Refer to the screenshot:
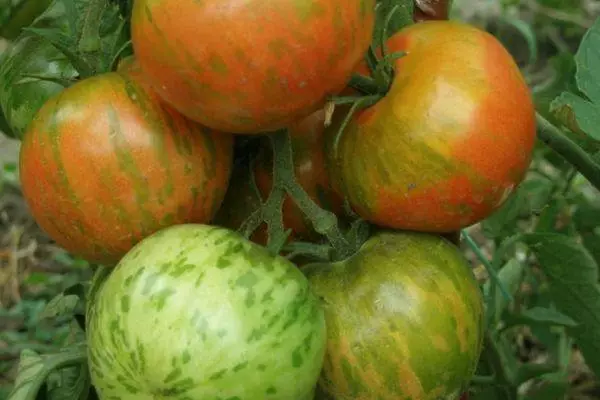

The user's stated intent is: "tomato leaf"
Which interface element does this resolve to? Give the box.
[575,16,600,105]
[522,233,600,376]
[550,16,600,141]
[7,344,87,400]
[47,364,91,400]
[483,259,525,325]
[535,196,569,233]
[40,293,80,321]
[0,0,52,39]
[550,92,600,141]
[23,0,127,78]
[517,307,578,328]
[482,188,526,239]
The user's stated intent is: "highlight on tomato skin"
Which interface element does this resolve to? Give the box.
[129,0,377,134]
[325,20,537,233]
[18,57,234,265]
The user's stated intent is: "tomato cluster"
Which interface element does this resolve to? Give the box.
[2,0,536,399]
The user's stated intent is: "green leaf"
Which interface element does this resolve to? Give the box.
[47,364,91,400]
[8,344,87,400]
[522,233,600,376]
[482,189,526,239]
[535,196,569,233]
[523,372,570,400]
[575,16,600,105]
[40,293,80,321]
[23,0,128,78]
[0,0,52,39]
[550,92,600,140]
[550,17,600,141]
[483,259,525,326]
[518,307,578,328]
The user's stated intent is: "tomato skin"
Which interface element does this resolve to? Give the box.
[19,58,233,265]
[325,21,537,232]
[304,231,484,399]
[130,0,376,134]
[86,224,327,399]
[215,110,343,245]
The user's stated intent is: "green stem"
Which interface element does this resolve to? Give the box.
[270,131,354,260]
[462,230,512,302]
[283,242,332,261]
[536,112,600,191]
[348,73,380,95]
[365,46,379,76]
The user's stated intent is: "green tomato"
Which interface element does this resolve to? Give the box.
[0,34,76,140]
[304,231,484,400]
[86,224,327,400]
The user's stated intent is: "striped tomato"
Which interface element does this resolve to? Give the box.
[130,0,376,134]
[214,109,343,245]
[325,20,537,232]
[19,58,233,265]
[86,224,327,399]
[304,231,484,400]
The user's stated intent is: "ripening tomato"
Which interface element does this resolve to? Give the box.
[130,0,376,134]
[19,57,233,265]
[214,109,343,245]
[304,231,484,399]
[325,21,537,233]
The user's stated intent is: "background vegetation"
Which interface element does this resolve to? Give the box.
[1,0,600,399]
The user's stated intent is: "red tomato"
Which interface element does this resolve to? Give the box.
[130,0,376,134]
[19,57,233,265]
[325,21,537,232]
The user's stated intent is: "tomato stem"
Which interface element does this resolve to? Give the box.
[462,230,512,302]
[348,73,380,95]
[269,131,355,260]
[536,112,600,192]
[283,242,332,262]
[381,4,401,57]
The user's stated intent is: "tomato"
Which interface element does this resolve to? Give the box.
[130,0,376,134]
[304,231,484,399]
[214,109,343,245]
[0,34,76,140]
[325,21,537,232]
[86,224,327,399]
[19,57,233,265]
